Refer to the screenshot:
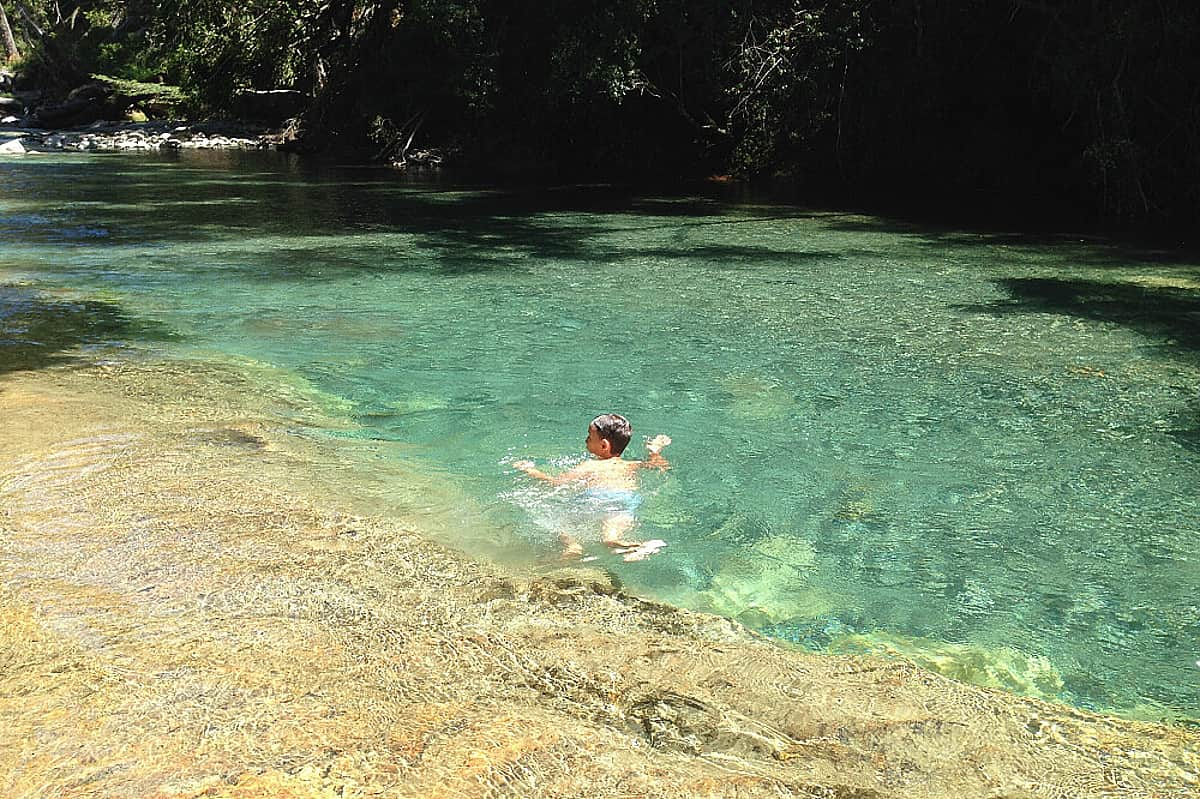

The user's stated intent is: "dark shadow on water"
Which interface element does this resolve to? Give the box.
[1171,396,1200,454]
[958,277,1200,353]
[0,286,178,378]
[370,196,825,277]
[198,224,838,283]
[9,153,1200,285]
[3,154,830,279]
[821,216,1200,271]
[622,245,844,264]
[960,277,1200,452]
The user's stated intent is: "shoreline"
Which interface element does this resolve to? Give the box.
[0,119,276,153]
[1,350,1197,797]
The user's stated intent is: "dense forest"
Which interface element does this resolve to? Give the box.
[3,1,1198,228]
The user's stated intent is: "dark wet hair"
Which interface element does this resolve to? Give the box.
[591,413,632,455]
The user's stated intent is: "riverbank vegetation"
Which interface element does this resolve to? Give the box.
[3,1,1198,227]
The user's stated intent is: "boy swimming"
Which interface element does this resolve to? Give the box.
[514,413,671,561]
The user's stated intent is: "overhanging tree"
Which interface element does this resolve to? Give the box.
[0,1,19,63]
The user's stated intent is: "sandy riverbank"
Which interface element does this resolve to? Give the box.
[1,353,1197,798]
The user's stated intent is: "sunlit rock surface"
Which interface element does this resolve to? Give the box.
[0,358,1197,798]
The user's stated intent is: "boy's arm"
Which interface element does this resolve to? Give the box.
[514,460,559,483]
[642,434,672,470]
[514,460,583,485]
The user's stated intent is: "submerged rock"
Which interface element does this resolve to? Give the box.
[698,534,834,626]
[719,372,797,420]
[830,630,1067,701]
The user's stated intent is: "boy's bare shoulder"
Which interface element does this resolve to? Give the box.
[572,459,603,475]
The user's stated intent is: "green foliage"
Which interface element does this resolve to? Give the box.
[155,0,314,106]
[89,73,182,101]
[8,0,1200,224]
[721,2,867,176]
[13,0,312,107]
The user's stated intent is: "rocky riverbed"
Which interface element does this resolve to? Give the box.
[0,120,273,154]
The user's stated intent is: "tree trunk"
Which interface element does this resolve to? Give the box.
[0,1,18,64]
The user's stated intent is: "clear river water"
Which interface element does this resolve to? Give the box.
[2,150,1198,719]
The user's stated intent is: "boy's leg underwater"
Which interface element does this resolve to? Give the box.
[600,514,640,549]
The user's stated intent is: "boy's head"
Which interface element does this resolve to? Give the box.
[587,413,632,458]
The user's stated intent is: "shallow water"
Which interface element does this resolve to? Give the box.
[2,151,1198,717]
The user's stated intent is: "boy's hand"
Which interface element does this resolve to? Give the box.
[514,460,562,484]
[646,434,672,454]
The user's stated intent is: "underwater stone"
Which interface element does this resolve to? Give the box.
[829,631,1066,701]
[698,536,832,626]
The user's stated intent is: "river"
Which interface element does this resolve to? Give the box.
[3,149,1198,719]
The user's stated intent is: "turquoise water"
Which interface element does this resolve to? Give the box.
[3,151,1199,717]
